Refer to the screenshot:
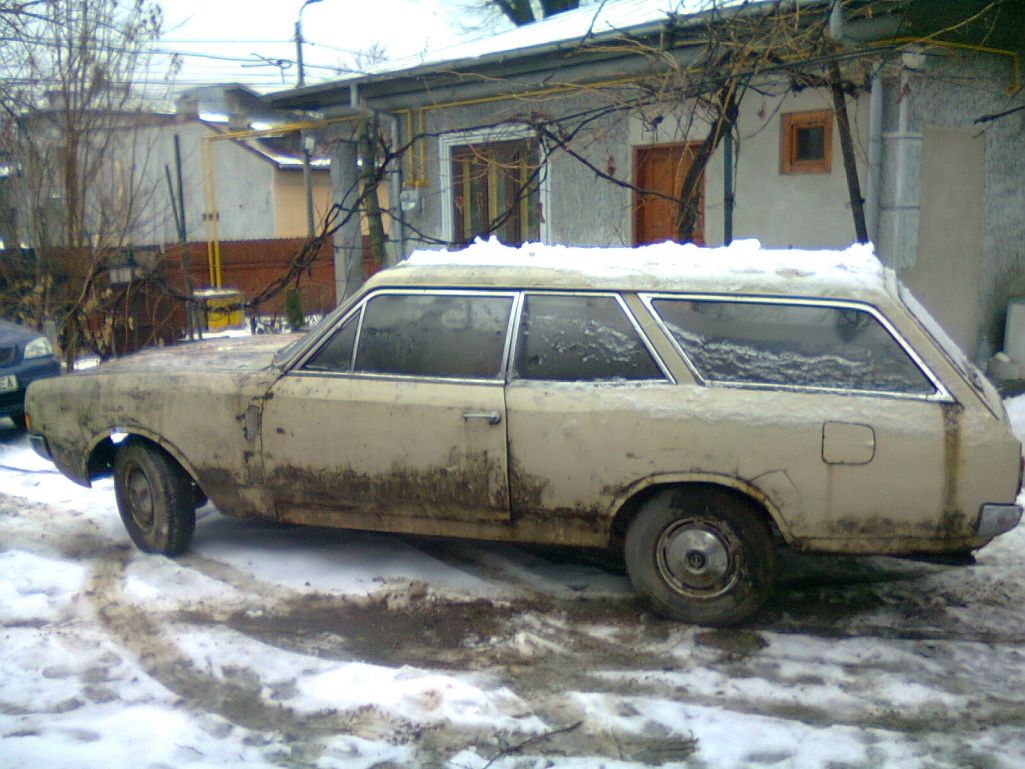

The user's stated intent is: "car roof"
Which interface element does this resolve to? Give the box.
[365,239,897,303]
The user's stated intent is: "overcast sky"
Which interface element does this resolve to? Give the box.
[152,0,501,94]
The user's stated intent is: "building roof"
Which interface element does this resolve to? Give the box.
[358,0,706,78]
[266,0,1016,114]
[266,0,798,111]
[195,116,330,171]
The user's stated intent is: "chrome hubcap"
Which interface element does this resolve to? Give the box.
[126,467,155,527]
[657,520,736,597]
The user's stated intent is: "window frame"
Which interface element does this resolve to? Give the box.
[640,293,953,402]
[293,289,519,385]
[780,110,833,175]
[299,305,364,373]
[508,290,675,385]
[439,126,550,245]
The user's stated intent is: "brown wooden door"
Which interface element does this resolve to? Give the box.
[633,143,704,245]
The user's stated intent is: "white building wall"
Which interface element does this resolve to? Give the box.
[127,121,277,246]
[628,87,869,249]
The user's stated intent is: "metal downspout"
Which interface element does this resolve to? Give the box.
[384,112,405,266]
[866,70,883,246]
[723,129,734,245]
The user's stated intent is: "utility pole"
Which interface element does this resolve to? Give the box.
[295,0,323,237]
[170,134,200,340]
[302,133,316,236]
[293,0,322,88]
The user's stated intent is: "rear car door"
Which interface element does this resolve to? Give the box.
[504,292,677,522]
[261,290,515,525]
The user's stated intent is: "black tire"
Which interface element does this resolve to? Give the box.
[9,411,27,431]
[191,483,208,509]
[624,487,776,626]
[113,439,196,556]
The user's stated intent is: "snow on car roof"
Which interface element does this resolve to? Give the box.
[395,238,894,299]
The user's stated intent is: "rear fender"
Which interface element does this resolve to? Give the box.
[610,471,793,542]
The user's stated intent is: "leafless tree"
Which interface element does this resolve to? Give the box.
[0,0,167,366]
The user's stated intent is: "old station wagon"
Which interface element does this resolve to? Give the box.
[25,240,1024,625]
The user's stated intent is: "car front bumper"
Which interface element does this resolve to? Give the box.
[0,357,61,418]
[29,432,52,461]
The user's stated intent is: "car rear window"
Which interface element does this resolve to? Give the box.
[651,298,936,395]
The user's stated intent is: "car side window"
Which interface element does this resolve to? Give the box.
[354,293,512,379]
[651,298,935,395]
[302,312,360,372]
[514,294,663,382]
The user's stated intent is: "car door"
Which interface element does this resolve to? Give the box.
[260,290,515,525]
[504,292,678,520]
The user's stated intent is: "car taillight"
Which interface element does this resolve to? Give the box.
[23,413,31,432]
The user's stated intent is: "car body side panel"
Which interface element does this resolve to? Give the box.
[505,379,1015,554]
[261,374,510,524]
[26,370,277,519]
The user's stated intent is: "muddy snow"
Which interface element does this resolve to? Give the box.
[3,407,1025,768]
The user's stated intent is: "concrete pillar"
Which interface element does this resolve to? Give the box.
[330,140,364,303]
[902,126,984,357]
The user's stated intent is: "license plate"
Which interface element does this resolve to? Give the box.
[0,374,17,393]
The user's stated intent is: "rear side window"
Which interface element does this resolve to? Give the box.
[651,298,935,395]
[354,293,513,379]
[514,294,663,382]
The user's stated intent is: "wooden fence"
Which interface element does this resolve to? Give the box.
[2,237,336,357]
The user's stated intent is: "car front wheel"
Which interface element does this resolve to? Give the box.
[113,439,195,556]
[624,487,776,626]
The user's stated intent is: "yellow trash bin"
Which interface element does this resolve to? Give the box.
[194,288,244,332]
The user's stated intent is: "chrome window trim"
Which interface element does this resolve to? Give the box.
[509,290,675,384]
[292,288,518,381]
[294,370,508,387]
[639,292,954,403]
[503,292,526,383]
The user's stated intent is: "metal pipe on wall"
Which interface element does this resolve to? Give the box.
[866,70,883,247]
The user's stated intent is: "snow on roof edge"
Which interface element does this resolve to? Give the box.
[302,0,779,92]
[402,237,891,296]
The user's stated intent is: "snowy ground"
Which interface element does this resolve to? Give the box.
[3,404,1025,769]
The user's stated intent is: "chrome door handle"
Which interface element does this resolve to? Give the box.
[462,411,502,425]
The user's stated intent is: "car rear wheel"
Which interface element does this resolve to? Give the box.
[624,487,776,626]
[8,411,27,431]
[113,440,195,556]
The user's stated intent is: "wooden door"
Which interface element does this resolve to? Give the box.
[633,143,704,245]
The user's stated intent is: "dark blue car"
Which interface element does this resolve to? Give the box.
[0,319,61,429]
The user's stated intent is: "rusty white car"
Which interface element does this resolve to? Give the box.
[25,240,1024,625]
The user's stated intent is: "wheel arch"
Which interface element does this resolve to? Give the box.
[84,427,201,488]
[609,473,790,551]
